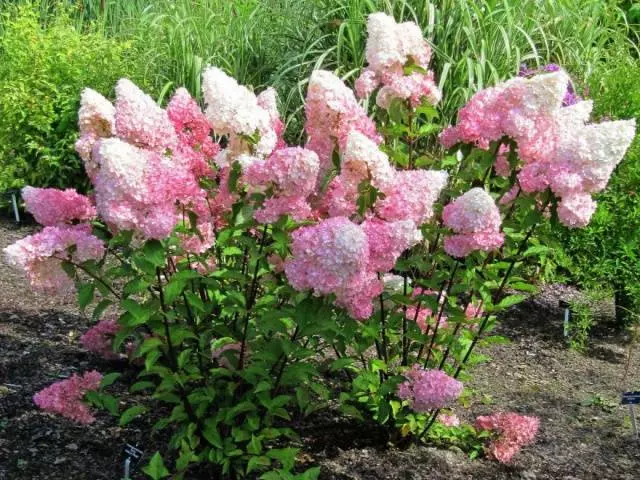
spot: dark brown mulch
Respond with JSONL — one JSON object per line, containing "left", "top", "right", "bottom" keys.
{"left": 1, "top": 218, "right": 639, "bottom": 479}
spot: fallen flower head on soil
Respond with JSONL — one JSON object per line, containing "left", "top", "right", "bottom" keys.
{"left": 475, "top": 412, "right": 540, "bottom": 463}
{"left": 33, "top": 371, "right": 103, "bottom": 424}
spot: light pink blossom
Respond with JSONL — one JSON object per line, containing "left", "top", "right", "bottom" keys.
{"left": 115, "top": 78, "right": 177, "bottom": 152}
{"left": 397, "top": 365, "right": 463, "bottom": 411}
{"left": 4, "top": 224, "right": 105, "bottom": 295}
{"left": 442, "top": 188, "right": 504, "bottom": 257}
{"left": 22, "top": 187, "right": 96, "bottom": 226}
{"left": 304, "top": 70, "right": 381, "bottom": 175}
{"left": 475, "top": 412, "right": 540, "bottom": 463}
{"left": 375, "top": 170, "right": 448, "bottom": 225}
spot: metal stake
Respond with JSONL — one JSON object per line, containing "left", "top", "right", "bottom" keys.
{"left": 124, "top": 457, "right": 131, "bottom": 480}
{"left": 11, "top": 192, "right": 20, "bottom": 223}
{"left": 630, "top": 404, "right": 639, "bottom": 440}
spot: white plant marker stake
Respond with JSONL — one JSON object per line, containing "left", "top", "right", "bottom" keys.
{"left": 563, "top": 307, "right": 570, "bottom": 338}
{"left": 123, "top": 457, "right": 131, "bottom": 480}
{"left": 630, "top": 405, "right": 639, "bottom": 440}
{"left": 11, "top": 192, "right": 20, "bottom": 223}
{"left": 123, "top": 444, "right": 143, "bottom": 479}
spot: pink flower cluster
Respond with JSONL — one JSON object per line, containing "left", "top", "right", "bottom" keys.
{"left": 305, "top": 70, "right": 381, "bottom": 175}
{"left": 442, "top": 188, "right": 504, "bottom": 257}
{"left": 440, "top": 71, "right": 636, "bottom": 228}
{"left": 397, "top": 365, "right": 463, "bottom": 412}
{"left": 203, "top": 67, "right": 282, "bottom": 170}
{"left": 244, "top": 146, "right": 320, "bottom": 223}
{"left": 80, "top": 317, "right": 121, "bottom": 360}
{"left": 4, "top": 224, "right": 105, "bottom": 295}
{"left": 33, "top": 371, "right": 103, "bottom": 424}
{"left": 355, "top": 13, "right": 441, "bottom": 109}
{"left": 438, "top": 413, "right": 460, "bottom": 427}
{"left": 319, "top": 130, "right": 448, "bottom": 225}
{"left": 284, "top": 216, "right": 421, "bottom": 319}
{"left": 475, "top": 412, "right": 540, "bottom": 463}
{"left": 75, "top": 79, "right": 219, "bottom": 245}
{"left": 22, "top": 186, "right": 96, "bottom": 226}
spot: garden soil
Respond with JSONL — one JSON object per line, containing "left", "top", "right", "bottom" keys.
{"left": 0, "top": 218, "right": 638, "bottom": 480}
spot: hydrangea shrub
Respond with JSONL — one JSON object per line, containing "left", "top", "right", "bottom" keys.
{"left": 4, "top": 12, "right": 636, "bottom": 478}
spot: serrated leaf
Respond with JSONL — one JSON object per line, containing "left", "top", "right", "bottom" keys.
{"left": 130, "top": 381, "right": 155, "bottom": 393}
{"left": 124, "top": 277, "right": 150, "bottom": 296}
{"left": 330, "top": 357, "right": 354, "bottom": 372}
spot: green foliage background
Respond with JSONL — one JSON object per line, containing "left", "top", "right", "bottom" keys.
{"left": 0, "top": 2, "right": 150, "bottom": 192}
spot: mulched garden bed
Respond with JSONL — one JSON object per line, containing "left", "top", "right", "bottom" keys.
{"left": 1, "top": 218, "right": 638, "bottom": 479}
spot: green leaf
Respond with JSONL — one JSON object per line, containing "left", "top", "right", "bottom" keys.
{"left": 143, "top": 452, "right": 170, "bottom": 480}
{"left": 92, "top": 299, "right": 112, "bottom": 321}
{"left": 120, "top": 405, "right": 147, "bottom": 426}
{"left": 203, "top": 421, "right": 222, "bottom": 448}
{"left": 100, "top": 372, "right": 121, "bottom": 389}
{"left": 139, "top": 337, "right": 164, "bottom": 356}
{"left": 78, "top": 283, "right": 95, "bottom": 310}
{"left": 222, "top": 246, "right": 243, "bottom": 256}
{"left": 247, "top": 456, "right": 271, "bottom": 474}
{"left": 247, "top": 434, "right": 263, "bottom": 455}
{"left": 495, "top": 294, "right": 526, "bottom": 310}
{"left": 228, "top": 161, "right": 242, "bottom": 192}
{"left": 121, "top": 299, "right": 155, "bottom": 325}
{"left": 130, "top": 381, "right": 155, "bottom": 393}
{"left": 101, "top": 394, "right": 120, "bottom": 415}
{"left": 267, "top": 448, "right": 299, "bottom": 471}
{"left": 143, "top": 240, "right": 166, "bottom": 267}
{"left": 163, "top": 278, "right": 186, "bottom": 305}
{"left": 299, "top": 467, "right": 321, "bottom": 480}
{"left": 124, "top": 277, "right": 150, "bottom": 296}
{"left": 330, "top": 358, "right": 354, "bottom": 372}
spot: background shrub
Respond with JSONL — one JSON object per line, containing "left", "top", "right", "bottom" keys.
{"left": 553, "top": 57, "right": 640, "bottom": 323}
{"left": 0, "top": 2, "right": 150, "bottom": 193}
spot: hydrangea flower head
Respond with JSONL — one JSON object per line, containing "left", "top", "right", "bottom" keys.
{"left": 22, "top": 187, "right": 96, "bottom": 226}
{"left": 115, "top": 78, "right": 177, "bottom": 151}
{"left": 443, "top": 188, "right": 504, "bottom": 257}
{"left": 475, "top": 412, "right": 540, "bottom": 463}
{"left": 244, "top": 147, "right": 320, "bottom": 223}
{"left": 356, "top": 13, "right": 441, "bottom": 109}
{"left": 362, "top": 218, "right": 422, "bottom": 272}
{"left": 397, "top": 366, "right": 463, "bottom": 411}
{"left": 285, "top": 216, "right": 369, "bottom": 296}
{"left": 202, "top": 66, "right": 270, "bottom": 137}
{"left": 364, "top": 12, "right": 432, "bottom": 73}
{"left": 33, "top": 371, "right": 103, "bottom": 424}
{"left": 80, "top": 317, "right": 121, "bottom": 360}
{"left": 284, "top": 217, "right": 389, "bottom": 319}
{"left": 341, "top": 131, "right": 396, "bottom": 191}
{"left": 78, "top": 88, "right": 115, "bottom": 138}
{"left": 375, "top": 169, "right": 448, "bottom": 225}
{"left": 4, "top": 224, "right": 105, "bottom": 295}
{"left": 304, "top": 70, "right": 381, "bottom": 174}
